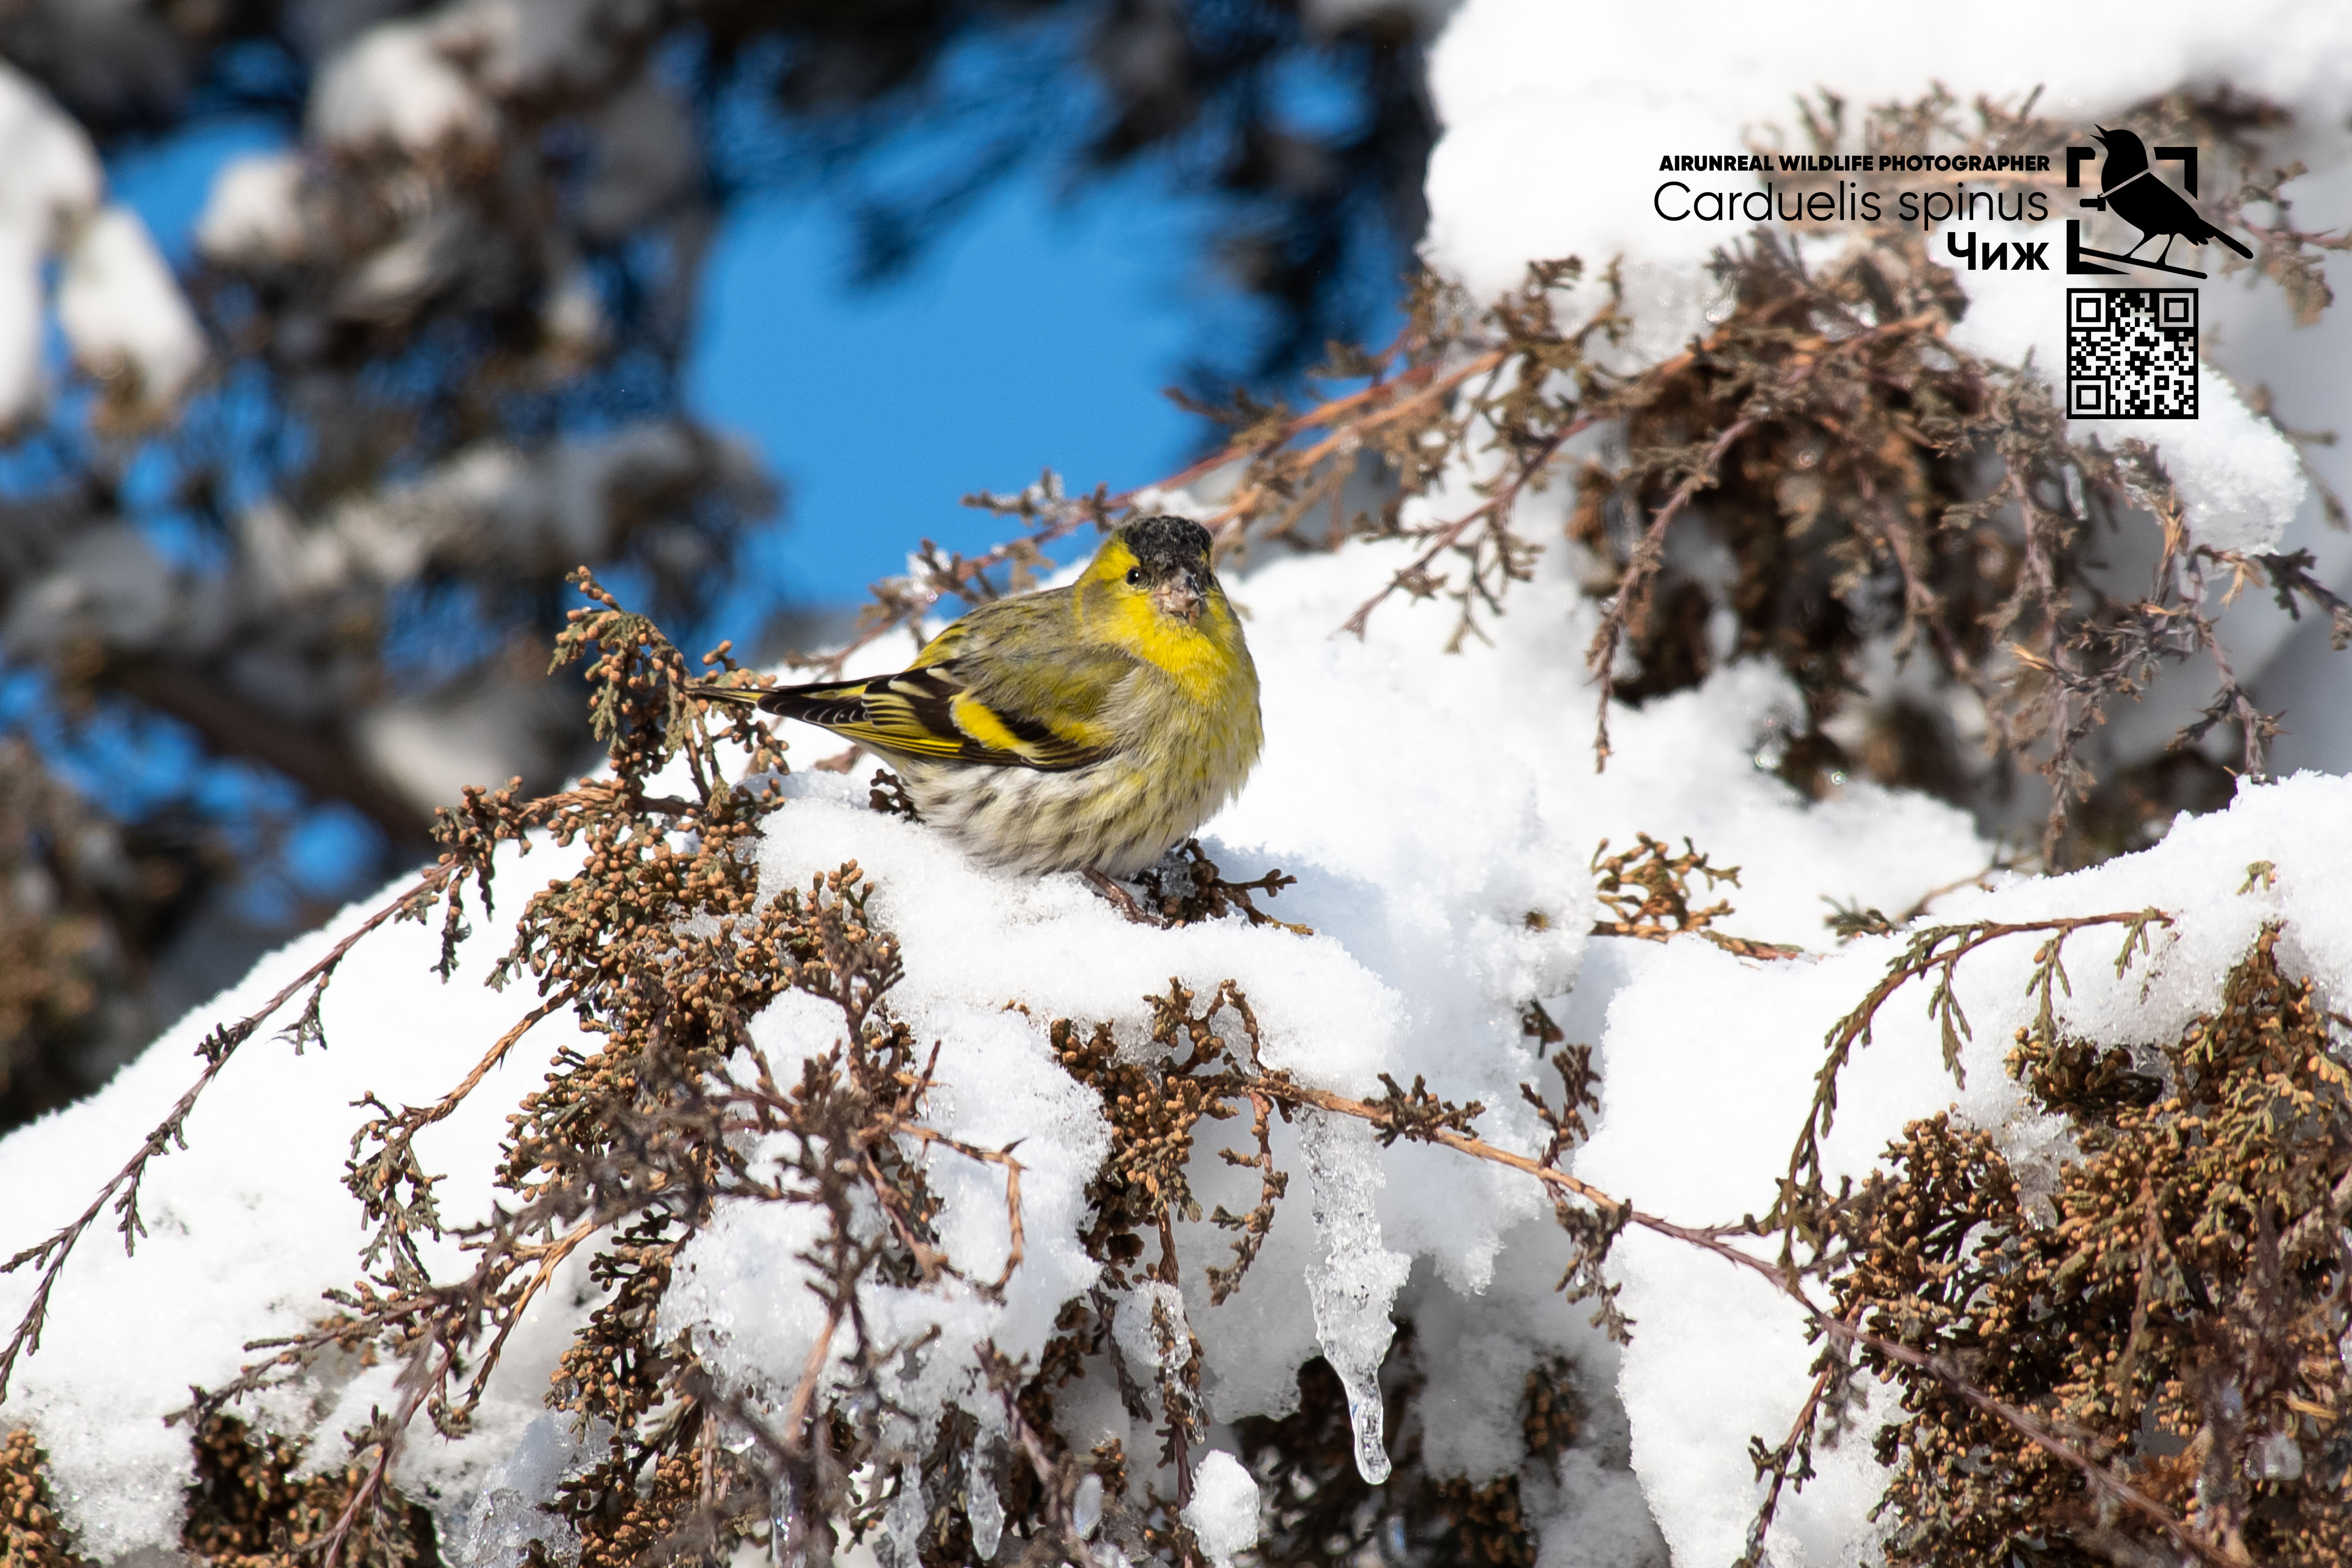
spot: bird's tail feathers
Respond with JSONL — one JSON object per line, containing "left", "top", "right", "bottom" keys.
{"left": 758, "top": 679, "right": 878, "bottom": 728}
{"left": 686, "top": 675, "right": 875, "bottom": 715}
{"left": 683, "top": 680, "right": 767, "bottom": 708}
{"left": 2216, "top": 229, "right": 2254, "bottom": 260}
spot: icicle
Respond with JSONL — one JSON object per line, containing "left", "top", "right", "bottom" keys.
{"left": 881, "top": 1468, "right": 925, "bottom": 1567}
{"left": 968, "top": 1437, "right": 1004, "bottom": 1561}
{"left": 1071, "top": 1473, "right": 1104, "bottom": 1538}
{"left": 1298, "top": 1110, "right": 1412, "bottom": 1485}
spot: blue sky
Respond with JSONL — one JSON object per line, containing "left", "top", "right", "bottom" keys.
{"left": 687, "top": 170, "right": 1215, "bottom": 610}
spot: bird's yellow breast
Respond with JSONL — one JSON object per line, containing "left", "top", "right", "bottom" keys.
{"left": 1094, "top": 591, "right": 1250, "bottom": 706}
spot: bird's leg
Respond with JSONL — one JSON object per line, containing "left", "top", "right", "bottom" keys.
{"left": 2120, "top": 232, "right": 2152, "bottom": 259}
{"left": 1084, "top": 868, "right": 1157, "bottom": 924}
{"left": 2155, "top": 233, "right": 2176, "bottom": 268}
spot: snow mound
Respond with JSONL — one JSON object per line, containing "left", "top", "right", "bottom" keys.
{"left": 56, "top": 206, "right": 205, "bottom": 413}
{"left": 0, "top": 62, "right": 198, "bottom": 429}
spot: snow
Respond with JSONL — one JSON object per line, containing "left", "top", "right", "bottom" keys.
{"left": 308, "top": 1, "right": 656, "bottom": 155}
{"left": 1, "top": 523, "right": 177, "bottom": 657}
{"left": 1405, "top": 6, "right": 2352, "bottom": 1553}
{"left": 195, "top": 151, "right": 307, "bottom": 265}
{"left": 55, "top": 205, "right": 205, "bottom": 413}
{"left": 662, "top": 992, "right": 1112, "bottom": 1441}
{"left": 0, "top": 524, "right": 1968, "bottom": 1561}
{"left": 1424, "top": 0, "right": 2352, "bottom": 308}
{"left": 0, "top": 63, "right": 101, "bottom": 262}
{"left": 0, "top": 64, "right": 203, "bottom": 427}
{"left": 453, "top": 1414, "right": 604, "bottom": 1568}
{"left": 1181, "top": 1450, "right": 1260, "bottom": 1566}
{"left": 309, "top": 17, "right": 493, "bottom": 151}
{"left": 1582, "top": 773, "right": 2352, "bottom": 1564}
{"left": 0, "top": 234, "right": 50, "bottom": 435}
{"left": 0, "top": 859, "right": 599, "bottom": 1558}
{"left": 241, "top": 422, "right": 758, "bottom": 598}
{"left": 350, "top": 676, "right": 582, "bottom": 814}
{"left": 0, "top": 61, "right": 102, "bottom": 429}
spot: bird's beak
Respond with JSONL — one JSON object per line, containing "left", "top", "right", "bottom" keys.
{"left": 1151, "top": 569, "right": 1204, "bottom": 625}
{"left": 2093, "top": 127, "right": 2108, "bottom": 144}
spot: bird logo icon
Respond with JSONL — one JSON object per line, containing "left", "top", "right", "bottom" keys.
{"left": 2070, "top": 127, "right": 2252, "bottom": 278}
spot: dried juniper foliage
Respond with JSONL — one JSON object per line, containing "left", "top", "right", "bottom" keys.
{"left": 1019, "top": 972, "right": 1642, "bottom": 1555}
{"left": 1834, "top": 923, "right": 2352, "bottom": 1564}
{"left": 1822, "top": 857, "right": 2014, "bottom": 943}
{"left": 1590, "top": 90, "right": 2352, "bottom": 866}
{"left": 0, "top": 572, "right": 1429, "bottom": 1568}
{"left": 1130, "top": 840, "right": 1312, "bottom": 936}
{"left": 141, "top": 577, "right": 860, "bottom": 1566}
{"left": 178, "top": 1415, "right": 438, "bottom": 1568}
{"left": 19, "top": 81, "right": 2352, "bottom": 1565}
{"left": 0, "top": 734, "right": 224, "bottom": 1127}
{"left": 1774, "top": 906, "right": 2172, "bottom": 1261}
{"left": 0, "top": 574, "right": 1048, "bottom": 1568}
{"left": 1, "top": 1427, "right": 91, "bottom": 1568}
{"left": 1595, "top": 220, "right": 2346, "bottom": 866}
{"left": 1029, "top": 977, "right": 1284, "bottom": 1527}
{"left": 1588, "top": 833, "right": 1801, "bottom": 960}
{"left": 1717, "top": 902, "right": 2267, "bottom": 1564}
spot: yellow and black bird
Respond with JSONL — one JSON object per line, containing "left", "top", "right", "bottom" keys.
{"left": 703, "top": 515, "right": 1262, "bottom": 878}
{"left": 2089, "top": 126, "right": 2253, "bottom": 270}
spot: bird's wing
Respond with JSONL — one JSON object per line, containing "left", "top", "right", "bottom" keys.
{"left": 758, "top": 645, "right": 1133, "bottom": 771}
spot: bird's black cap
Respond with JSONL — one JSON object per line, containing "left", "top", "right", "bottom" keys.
{"left": 1122, "top": 515, "right": 1214, "bottom": 573}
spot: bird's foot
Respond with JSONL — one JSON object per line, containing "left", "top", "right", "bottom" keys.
{"left": 1084, "top": 868, "right": 1155, "bottom": 925}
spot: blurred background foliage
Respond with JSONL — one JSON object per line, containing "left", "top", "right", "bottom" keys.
{"left": 0, "top": 0, "right": 1448, "bottom": 1127}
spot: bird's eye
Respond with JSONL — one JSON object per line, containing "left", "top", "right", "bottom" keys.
{"left": 1125, "top": 568, "right": 1143, "bottom": 586}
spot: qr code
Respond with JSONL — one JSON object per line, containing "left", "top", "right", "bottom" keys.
{"left": 2067, "top": 288, "right": 2196, "bottom": 419}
